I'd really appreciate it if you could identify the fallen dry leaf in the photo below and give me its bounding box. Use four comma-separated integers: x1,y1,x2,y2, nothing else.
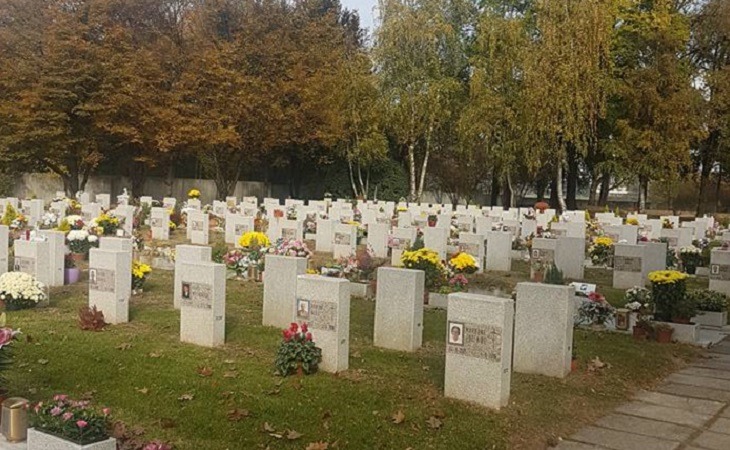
223,371,238,378
306,442,329,450
227,409,250,422
427,416,443,430
37,359,48,365
224,359,235,364
587,357,611,372
197,366,213,377
148,352,161,358
286,430,302,440
262,422,276,433
391,410,406,425
116,343,132,350
135,387,149,395
178,393,194,401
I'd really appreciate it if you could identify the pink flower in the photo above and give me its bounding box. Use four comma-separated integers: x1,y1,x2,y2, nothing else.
305,332,312,342
50,406,62,416
0,328,14,349
76,420,88,429
301,323,308,333
62,412,73,421
53,394,68,402
102,408,111,416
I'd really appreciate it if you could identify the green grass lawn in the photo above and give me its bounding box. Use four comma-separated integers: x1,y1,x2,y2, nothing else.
6,263,701,449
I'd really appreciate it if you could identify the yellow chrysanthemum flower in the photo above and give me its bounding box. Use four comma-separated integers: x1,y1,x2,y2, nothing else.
648,270,688,285
239,231,270,248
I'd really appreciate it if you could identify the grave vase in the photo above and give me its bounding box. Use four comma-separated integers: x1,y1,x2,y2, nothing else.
64,268,81,285
70,252,86,263
27,428,117,450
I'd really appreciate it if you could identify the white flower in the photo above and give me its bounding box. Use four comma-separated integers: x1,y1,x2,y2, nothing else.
88,235,98,243
0,272,46,303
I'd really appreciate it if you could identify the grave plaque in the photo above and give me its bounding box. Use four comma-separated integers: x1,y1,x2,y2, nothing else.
281,227,297,241
89,269,115,293
180,282,213,309
13,256,34,273
333,232,351,246
190,219,205,231
531,248,554,263
234,223,250,236
446,322,502,362
614,256,642,273
392,238,411,250
459,242,481,256
710,264,730,281
296,298,337,331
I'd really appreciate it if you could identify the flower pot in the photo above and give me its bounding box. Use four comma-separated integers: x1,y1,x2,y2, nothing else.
671,317,692,325
70,253,86,263
632,326,649,341
571,358,578,372
64,268,81,285
27,428,117,450
656,328,674,344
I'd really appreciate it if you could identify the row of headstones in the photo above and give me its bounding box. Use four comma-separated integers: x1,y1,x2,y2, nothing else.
262,255,574,409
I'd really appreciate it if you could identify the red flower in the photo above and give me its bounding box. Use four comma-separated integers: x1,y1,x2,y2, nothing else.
289,323,299,332
282,330,292,342
305,332,312,342
301,323,308,333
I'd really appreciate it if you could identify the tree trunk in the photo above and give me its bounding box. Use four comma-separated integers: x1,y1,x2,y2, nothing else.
556,161,567,213
417,146,430,203
716,168,723,213
490,167,501,206
598,172,610,206
587,173,599,206
501,173,512,209
408,142,417,202
697,161,712,216
348,160,358,198
549,177,558,210
566,145,578,210
165,164,174,197
637,175,647,213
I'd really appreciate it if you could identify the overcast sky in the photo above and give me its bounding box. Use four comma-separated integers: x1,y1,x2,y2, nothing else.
341,0,378,38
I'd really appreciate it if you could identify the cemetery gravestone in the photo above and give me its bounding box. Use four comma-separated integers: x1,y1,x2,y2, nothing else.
485,231,511,272
96,194,111,209
332,223,357,259
174,245,212,309
390,228,416,266
262,255,308,328
14,239,51,286
0,226,7,276
424,227,448,260
295,275,350,373
555,236,585,280
373,267,424,352
315,219,334,253
459,233,486,274
367,223,389,259
444,293,514,409
88,248,132,324
150,207,170,241
38,230,65,287
188,211,209,245
226,215,254,247
179,261,226,347
613,244,646,289
710,249,730,296
514,282,574,378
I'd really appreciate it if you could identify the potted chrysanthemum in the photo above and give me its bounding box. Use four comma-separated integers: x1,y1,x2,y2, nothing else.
0,272,47,311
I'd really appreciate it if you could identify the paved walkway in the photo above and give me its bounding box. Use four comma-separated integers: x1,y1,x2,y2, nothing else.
555,338,730,450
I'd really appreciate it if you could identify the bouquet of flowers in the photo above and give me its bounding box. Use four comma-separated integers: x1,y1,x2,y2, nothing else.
91,214,120,236
440,274,468,294
275,323,322,377
624,286,653,312
577,292,615,326
66,229,98,254
662,218,674,229
132,261,152,292
62,215,87,231
679,245,702,275
0,272,47,310
239,231,270,249
589,236,614,266
39,212,59,230
187,188,201,200
401,248,447,291
625,217,640,226
267,239,313,258
31,396,112,446
303,214,317,234
649,270,692,322
449,252,479,274
286,205,297,220
223,250,251,277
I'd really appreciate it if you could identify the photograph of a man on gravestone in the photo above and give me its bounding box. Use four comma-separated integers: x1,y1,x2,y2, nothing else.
712,264,720,275
182,283,191,299
89,269,97,283
449,322,464,346
297,299,310,319
151,218,161,228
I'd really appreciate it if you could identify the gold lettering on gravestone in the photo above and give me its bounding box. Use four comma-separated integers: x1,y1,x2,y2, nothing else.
614,256,642,273
296,298,337,331
710,264,730,281
13,256,34,273
90,269,115,293
181,282,213,309
446,322,502,362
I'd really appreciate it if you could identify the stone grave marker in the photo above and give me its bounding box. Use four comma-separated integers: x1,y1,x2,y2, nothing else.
226,214,254,247
710,249,730,296
179,261,226,347
555,236,585,280
424,227,448,260
390,227,416,266
373,267,424,352
174,245,212,309
367,223,389,258
514,282,574,378
38,230,65,287
150,207,170,241
332,223,357,259
0,226,7,276
444,293,514,409
295,275,350,373
95,194,111,209
315,218,334,252
14,239,51,286
188,211,209,245
459,233,485,274
88,248,132,324
263,255,308,328
485,231,511,272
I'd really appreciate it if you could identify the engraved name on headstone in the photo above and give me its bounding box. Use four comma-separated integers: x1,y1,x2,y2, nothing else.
711,264,730,281
333,232,351,246
614,255,642,273
13,256,34,273
89,269,115,293
446,322,502,362
296,298,337,331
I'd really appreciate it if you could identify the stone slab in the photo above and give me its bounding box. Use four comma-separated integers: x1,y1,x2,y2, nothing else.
262,255,308,329
570,426,680,450
665,373,730,392
709,417,730,435
692,431,730,450
179,261,226,347
679,366,730,381
657,383,730,402
174,245,212,309
633,390,724,416
88,248,132,324
614,401,712,427
594,413,694,442
374,267,424,352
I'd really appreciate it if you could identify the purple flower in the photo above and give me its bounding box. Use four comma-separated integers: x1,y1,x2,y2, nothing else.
50,406,62,416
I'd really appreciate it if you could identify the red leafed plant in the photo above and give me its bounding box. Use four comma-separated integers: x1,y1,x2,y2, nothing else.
78,306,107,331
